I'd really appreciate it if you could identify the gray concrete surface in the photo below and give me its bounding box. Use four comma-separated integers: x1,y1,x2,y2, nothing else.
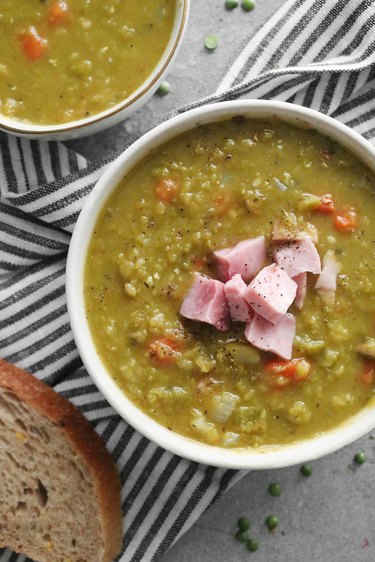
162,437,375,562
68,1,375,560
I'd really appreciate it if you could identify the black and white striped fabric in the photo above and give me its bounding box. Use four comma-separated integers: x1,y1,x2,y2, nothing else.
1,0,375,560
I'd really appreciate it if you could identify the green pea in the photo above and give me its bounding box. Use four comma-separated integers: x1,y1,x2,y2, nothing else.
205,34,219,51
265,515,279,530
268,483,282,497
354,451,366,464
246,538,259,552
300,463,313,477
241,0,256,11
237,516,250,531
235,530,248,543
157,81,170,96
225,0,239,9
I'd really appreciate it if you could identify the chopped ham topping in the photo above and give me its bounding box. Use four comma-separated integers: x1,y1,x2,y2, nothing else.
293,272,307,310
315,250,341,305
245,313,296,360
213,236,266,282
273,238,321,278
243,263,297,325
180,273,230,331
224,274,252,322
180,227,330,360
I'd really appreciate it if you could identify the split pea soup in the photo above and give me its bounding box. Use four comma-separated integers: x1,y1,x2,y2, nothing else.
85,118,375,449
0,0,176,125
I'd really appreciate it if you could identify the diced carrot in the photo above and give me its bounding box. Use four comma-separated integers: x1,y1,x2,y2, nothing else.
314,193,335,215
333,206,358,233
48,0,71,26
149,337,181,365
265,359,297,377
154,178,179,203
361,361,375,385
265,358,311,387
19,26,48,61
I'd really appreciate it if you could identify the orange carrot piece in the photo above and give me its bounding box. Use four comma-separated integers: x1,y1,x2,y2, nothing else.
48,0,71,26
149,337,181,365
154,178,179,203
19,26,48,61
265,358,311,386
265,359,298,377
315,193,335,214
333,206,358,233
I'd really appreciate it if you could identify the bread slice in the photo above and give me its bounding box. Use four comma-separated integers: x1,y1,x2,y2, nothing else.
0,359,122,562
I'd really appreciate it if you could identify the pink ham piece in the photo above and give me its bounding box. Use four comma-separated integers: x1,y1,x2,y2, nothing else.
180,272,230,331
245,313,296,360
244,264,297,324
213,236,266,283
273,238,321,278
224,274,252,322
293,272,307,310
315,250,341,305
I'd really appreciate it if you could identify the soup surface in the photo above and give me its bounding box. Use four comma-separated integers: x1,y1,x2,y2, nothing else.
85,118,375,448
0,0,176,125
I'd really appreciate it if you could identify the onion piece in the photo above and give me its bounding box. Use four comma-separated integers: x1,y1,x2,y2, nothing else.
207,392,239,423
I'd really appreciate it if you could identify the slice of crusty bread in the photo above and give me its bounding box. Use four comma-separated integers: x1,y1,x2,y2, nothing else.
0,359,122,562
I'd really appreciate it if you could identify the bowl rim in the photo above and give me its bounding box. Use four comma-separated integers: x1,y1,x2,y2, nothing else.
66,99,375,469
0,0,189,137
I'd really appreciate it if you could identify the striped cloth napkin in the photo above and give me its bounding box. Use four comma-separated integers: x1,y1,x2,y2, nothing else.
1,0,375,560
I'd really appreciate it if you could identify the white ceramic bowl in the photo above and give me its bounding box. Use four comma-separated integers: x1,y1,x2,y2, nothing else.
66,100,375,469
0,0,189,141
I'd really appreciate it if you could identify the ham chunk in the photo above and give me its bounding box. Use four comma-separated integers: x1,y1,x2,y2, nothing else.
224,274,252,322
213,236,266,282
243,264,297,324
273,238,321,278
315,250,341,305
180,273,230,331
293,272,307,310
245,313,296,360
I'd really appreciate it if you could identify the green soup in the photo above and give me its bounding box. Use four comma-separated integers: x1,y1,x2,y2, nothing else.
85,118,375,448
0,0,176,125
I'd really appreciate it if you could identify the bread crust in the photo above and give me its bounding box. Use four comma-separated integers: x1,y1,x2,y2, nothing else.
0,358,123,562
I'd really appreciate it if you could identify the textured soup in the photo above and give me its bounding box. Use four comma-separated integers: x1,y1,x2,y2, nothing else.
0,0,176,125
85,118,375,448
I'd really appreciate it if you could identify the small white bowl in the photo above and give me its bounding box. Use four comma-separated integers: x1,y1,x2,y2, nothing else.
0,0,189,141
66,100,375,469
